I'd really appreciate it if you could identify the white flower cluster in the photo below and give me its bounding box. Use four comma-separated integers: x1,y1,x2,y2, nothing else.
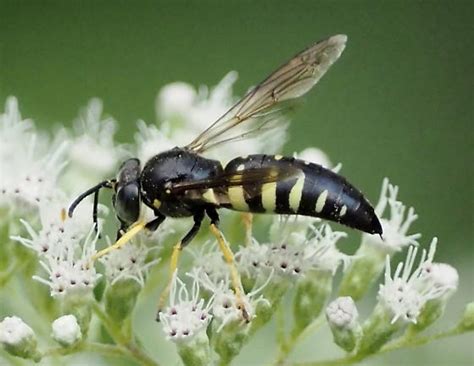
0,98,66,214
60,98,125,191
32,228,101,297
237,220,350,280
378,238,456,324
99,238,160,287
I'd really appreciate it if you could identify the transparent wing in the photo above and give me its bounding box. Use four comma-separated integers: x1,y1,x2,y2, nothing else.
185,34,347,153
169,166,300,194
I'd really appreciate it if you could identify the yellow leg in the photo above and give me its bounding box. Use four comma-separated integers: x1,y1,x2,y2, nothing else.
241,213,253,247
210,224,249,321
157,241,183,314
60,208,67,222
91,221,146,262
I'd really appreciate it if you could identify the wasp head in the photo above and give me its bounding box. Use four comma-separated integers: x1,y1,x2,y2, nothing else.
113,158,142,226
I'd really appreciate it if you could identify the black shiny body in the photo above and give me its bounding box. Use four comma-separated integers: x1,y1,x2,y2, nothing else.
223,154,381,234
140,148,223,217
138,148,382,235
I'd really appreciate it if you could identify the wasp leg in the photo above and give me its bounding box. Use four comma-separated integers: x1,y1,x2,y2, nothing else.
93,188,100,234
206,208,250,322
241,212,253,247
91,220,147,263
115,220,127,240
145,211,166,232
156,210,205,320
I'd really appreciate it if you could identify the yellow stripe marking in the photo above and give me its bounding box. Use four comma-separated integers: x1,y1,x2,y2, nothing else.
228,186,249,211
315,189,328,213
289,175,305,212
340,205,347,217
202,188,218,205
261,182,277,212
153,199,161,209
274,155,283,160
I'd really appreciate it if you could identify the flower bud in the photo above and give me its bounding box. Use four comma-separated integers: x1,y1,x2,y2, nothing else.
0,316,41,361
293,270,332,333
105,278,142,322
51,314,82,347
177,332,213,366
459,302,474,331
410,263,459,333
61,292,93,337
326,297,362,352
358,303,402,356
157,82,196,122
211,320,250,366
338,243,386,300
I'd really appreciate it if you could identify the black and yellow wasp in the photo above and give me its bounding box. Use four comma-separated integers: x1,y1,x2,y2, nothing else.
69,34,382,317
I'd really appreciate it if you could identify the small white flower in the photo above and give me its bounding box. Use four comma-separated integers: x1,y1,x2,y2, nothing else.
188,269,269,331
156,82,197,122
100,239,159,287
159,272,212,344
363,178,421,253
51,315,82,346
135,120,176,162
0,97,68,215
265,241,308,278
419,262,459,299
0,97,34,167
326,297,359,329
12,196,100,258
70,99,123,172
189,241,229,284
0,140,67,214
297,147,334,170
304,224,350,274
235,239,269,278
266,222,349,278
378,238,442,324
32,228,101,297
0,316,35,347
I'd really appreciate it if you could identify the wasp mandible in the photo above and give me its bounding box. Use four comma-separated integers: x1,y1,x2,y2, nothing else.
69,34,382,318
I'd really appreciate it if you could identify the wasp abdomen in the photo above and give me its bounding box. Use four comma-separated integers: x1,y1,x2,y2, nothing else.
223,154,382,235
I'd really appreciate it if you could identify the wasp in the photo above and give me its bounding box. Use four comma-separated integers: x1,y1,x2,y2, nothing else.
69,34,382,319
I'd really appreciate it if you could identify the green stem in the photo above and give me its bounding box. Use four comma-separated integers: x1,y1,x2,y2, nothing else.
290,326,471,366
91,301,160,366
274,316,325,365
380,325,464,354
276,304,286,348
91,301,127,345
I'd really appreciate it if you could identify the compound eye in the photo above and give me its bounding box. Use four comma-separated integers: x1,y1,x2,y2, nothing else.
115,183,140,224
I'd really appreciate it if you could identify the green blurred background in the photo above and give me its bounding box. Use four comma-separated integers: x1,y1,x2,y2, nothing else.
1,0,473,365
